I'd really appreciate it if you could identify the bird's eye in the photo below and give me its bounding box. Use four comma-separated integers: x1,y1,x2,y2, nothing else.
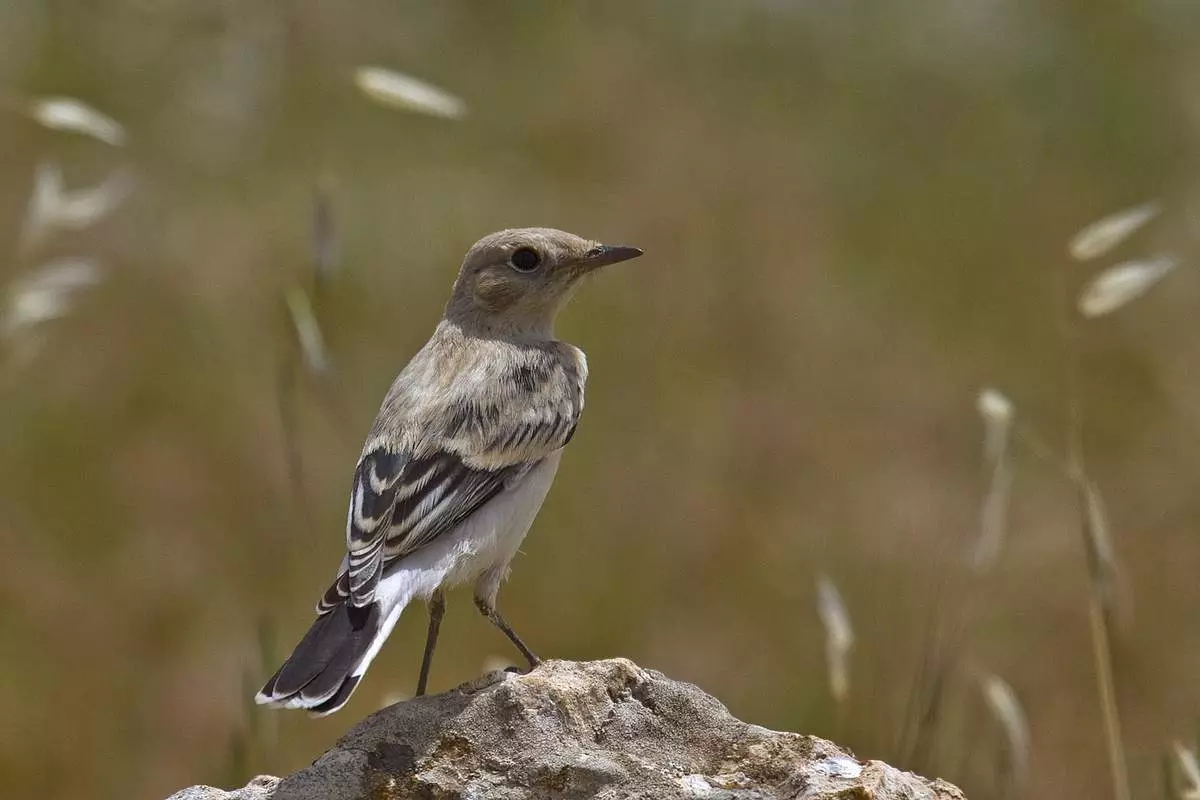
509,247,541,273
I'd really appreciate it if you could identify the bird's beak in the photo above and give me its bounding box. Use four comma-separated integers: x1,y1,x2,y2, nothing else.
581,244,644,270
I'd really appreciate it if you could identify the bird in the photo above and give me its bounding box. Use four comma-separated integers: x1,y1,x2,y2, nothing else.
255,227,643,715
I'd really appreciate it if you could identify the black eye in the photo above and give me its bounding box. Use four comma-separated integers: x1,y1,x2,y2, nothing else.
509,247,541,272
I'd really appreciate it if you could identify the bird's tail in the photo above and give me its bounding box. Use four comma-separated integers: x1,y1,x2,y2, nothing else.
255,593,409,716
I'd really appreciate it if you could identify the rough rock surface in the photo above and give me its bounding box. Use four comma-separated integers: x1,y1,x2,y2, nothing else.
168,659,965,800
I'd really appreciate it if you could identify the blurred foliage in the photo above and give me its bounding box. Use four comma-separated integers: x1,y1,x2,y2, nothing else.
3,2,1200,799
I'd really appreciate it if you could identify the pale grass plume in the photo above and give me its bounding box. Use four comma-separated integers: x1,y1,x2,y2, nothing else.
1077,256,1179,318
283,284,331,376
1172,741,1200,800
28,96,126,145
21,162,133,252
980,672,1031,794
354,66,468,119
1068,201,1160,261
816,574,854,703
977,387,1014,466
971,387,1015,570
2,258,103,340
977,388,1013,446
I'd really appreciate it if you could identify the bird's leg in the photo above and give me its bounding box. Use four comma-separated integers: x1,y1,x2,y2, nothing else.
415,589,446,696
474,595,540,670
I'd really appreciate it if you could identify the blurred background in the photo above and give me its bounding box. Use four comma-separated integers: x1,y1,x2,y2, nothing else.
3,2,1200,799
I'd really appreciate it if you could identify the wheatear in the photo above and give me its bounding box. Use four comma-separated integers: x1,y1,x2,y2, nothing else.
256,228,642,714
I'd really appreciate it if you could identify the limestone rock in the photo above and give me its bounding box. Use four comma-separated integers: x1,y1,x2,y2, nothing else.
169,659,965,800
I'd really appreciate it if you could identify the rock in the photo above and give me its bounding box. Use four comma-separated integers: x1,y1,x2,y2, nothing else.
169,659,965,800
166,775,279,800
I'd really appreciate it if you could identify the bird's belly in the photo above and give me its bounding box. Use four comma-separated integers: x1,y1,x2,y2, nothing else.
444,451,563,586
375,452,563,605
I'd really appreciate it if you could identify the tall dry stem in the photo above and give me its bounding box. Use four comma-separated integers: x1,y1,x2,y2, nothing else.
1058,264,1131,800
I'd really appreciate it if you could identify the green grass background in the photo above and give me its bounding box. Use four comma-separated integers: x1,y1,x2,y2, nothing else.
2,2,1200,799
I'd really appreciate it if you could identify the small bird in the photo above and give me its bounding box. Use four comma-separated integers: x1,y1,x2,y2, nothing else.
256,227,642,715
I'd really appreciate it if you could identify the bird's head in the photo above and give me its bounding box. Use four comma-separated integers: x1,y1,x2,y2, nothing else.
444,227,642,337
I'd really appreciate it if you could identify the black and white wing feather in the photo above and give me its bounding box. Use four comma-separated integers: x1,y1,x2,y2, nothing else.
342,448,406,606
318,351,585,614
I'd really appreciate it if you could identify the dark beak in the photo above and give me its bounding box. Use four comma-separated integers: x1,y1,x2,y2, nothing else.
583,244,644,269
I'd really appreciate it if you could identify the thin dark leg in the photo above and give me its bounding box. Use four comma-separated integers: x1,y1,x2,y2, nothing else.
415,589,445,696
474,596,540,669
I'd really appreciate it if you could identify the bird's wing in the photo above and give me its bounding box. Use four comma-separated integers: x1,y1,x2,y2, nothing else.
333,447,406,610
319,391,580,613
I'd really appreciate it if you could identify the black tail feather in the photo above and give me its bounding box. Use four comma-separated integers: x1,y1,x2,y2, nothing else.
257,601,381,713
310,675,362,716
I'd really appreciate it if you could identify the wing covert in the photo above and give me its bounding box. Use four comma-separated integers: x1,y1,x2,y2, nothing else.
341,448,405,607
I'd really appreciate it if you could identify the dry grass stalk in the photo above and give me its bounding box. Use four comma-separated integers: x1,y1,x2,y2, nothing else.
1080,479,1133,633
971,388,1015,570
312,179,340,288
1056,202,1136,800
1062,335,1131,800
